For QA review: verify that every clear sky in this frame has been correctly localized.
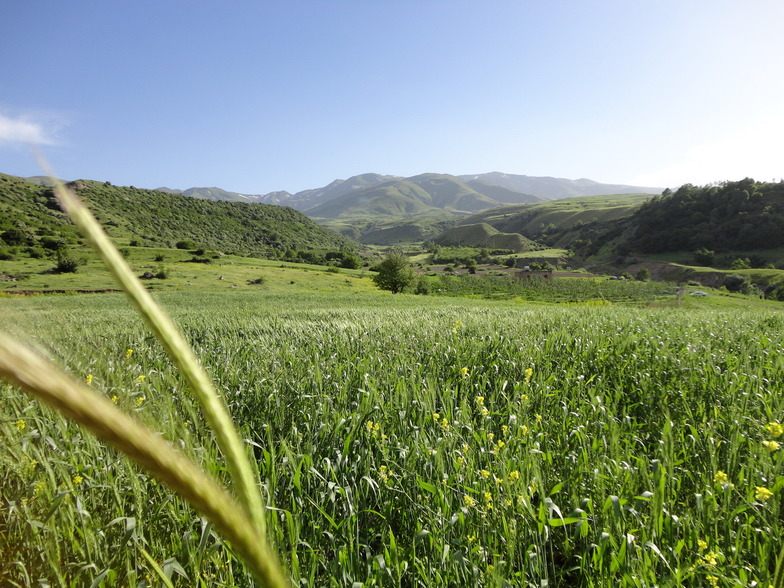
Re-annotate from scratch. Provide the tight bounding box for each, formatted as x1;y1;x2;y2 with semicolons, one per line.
2;0;783;195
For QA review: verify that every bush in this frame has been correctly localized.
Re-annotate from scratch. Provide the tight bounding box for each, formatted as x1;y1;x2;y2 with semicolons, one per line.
154;255;165;262
636;267;651;282
724;274;753;294
53;254;79;273
247;277;265;285
730;257;751;270
693;248;715;265
175;240;196;250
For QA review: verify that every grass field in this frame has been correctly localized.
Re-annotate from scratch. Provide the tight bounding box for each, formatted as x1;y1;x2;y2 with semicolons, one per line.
1;289;783;587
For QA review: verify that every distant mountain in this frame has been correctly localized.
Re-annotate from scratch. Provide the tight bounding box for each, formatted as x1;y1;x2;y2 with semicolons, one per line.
434;223;536;252
164;171;660;221
459;172;662;200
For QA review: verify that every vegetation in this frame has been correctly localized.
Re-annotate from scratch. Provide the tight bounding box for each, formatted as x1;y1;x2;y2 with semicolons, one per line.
372;250;417;293
0;174;356;259
2;291;783;586
628;179;784;253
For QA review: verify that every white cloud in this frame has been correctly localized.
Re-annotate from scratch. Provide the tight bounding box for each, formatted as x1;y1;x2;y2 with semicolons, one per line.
0;113;59;146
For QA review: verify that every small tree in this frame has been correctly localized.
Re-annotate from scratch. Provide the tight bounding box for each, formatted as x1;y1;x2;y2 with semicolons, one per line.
372;251;416;293
636;267;651;281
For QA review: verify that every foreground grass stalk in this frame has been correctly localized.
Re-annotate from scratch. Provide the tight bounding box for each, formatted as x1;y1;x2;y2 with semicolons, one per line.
0;335;288;588
46;172;267;537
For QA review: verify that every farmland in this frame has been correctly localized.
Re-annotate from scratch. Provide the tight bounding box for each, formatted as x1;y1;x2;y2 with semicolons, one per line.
2;290;782;586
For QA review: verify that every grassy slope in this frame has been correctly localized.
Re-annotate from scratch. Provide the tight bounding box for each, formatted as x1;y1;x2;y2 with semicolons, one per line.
0;173;356;256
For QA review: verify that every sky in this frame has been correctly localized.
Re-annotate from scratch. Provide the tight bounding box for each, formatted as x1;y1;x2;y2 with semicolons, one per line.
2;0;783;195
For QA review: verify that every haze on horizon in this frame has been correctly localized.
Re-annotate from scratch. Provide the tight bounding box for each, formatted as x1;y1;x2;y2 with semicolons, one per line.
1;1;782;195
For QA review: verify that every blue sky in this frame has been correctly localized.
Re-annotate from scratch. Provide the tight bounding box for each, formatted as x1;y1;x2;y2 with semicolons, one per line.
2;0;783;194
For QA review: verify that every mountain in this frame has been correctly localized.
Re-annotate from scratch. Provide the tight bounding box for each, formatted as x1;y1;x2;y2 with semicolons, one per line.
306;173;549;220
433;223;536;252
159;171;660;221
459;172;663;200
1;174;356;257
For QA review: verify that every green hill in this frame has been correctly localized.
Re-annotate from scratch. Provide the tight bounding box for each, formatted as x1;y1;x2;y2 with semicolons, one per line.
434;223;536;252
0;174;356;257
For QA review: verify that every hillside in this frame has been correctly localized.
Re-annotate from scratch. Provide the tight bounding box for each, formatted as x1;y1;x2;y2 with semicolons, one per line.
433;223;536;252
0;174;356;258
463;193;652;239
626;179;784;253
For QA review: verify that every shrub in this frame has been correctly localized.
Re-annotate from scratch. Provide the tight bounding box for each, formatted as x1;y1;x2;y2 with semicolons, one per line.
53;254;79;273
372;251;416;293
154;255;165;262
636;267;651;281
176;240;196;250
247;277;266;285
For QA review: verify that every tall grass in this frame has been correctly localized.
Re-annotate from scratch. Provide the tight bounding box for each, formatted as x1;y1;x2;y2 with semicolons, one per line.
2;291;783;586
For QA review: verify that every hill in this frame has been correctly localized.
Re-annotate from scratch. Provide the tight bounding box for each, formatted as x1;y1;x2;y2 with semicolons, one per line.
462;193;652;240
433;223;536;252
0;174;356;258
625;179;784;253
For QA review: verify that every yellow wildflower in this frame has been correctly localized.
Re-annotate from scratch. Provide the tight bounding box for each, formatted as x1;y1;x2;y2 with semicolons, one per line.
85;374;93;385
521;425;529;436
432;412;440;421
487;433;494;442
755;486;774;502
480;469;491;479
72;475;84;485
508;470;520;482
706;575;719;588
713;471;730;485
461;367;469;377
134;396;145;407
487;564;495;573
524;368;533;383
480;407;489;417
501;425;509;436
520;393;529;402
462;443;469;453
463;495;476;508
456;456;464;466
701;551;719;566
125;348;133;359
467;534;476;542
765;422;783;437
451;320;463;334
762;440;780;452
15;419;25;431
111;395;119;404
136;375;146;383
440;416;450;431
475;396;484;406
33;481;45;495
483;491;492;505
535;413;543;423
697;539;708;552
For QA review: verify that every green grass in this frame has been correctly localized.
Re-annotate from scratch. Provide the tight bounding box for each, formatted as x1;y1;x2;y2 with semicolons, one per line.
2;290;783;586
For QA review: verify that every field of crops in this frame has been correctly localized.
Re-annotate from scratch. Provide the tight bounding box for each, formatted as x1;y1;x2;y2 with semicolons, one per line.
1;291;783;587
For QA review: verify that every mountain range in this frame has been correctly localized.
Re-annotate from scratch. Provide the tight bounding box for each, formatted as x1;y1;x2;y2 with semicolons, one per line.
154;172;662;220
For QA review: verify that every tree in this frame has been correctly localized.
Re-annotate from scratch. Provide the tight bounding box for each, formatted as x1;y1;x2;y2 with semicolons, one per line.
635;267;651;281
372;251;416;293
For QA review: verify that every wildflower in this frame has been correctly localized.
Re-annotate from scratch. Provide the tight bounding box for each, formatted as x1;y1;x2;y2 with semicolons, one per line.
136;375;146;383
463;495;476;508
451;320;463;334
432;412;440;421
504;499;513;506
378;465;390;484
705;575;719;588
762;440;780;452
487;433;494;442
483;491;492;504
535;413;543;423
713;471;730;486
480;407;489;417
33;481;45;495
480;469;491;479
501;425;509;436
701;551;719;566
461;367;469;377
521;425;529;436
467;534;476;542
755;486;774;503
508;470;520;483
697;539;708;552
85;374;93;385
487;564;495;573
72;475;84;485
134;396;146;407
440;416;450;431
26;459;38;470
475;396;484;406
15;419;25;431
125;348;133;360
111;395;119;404
765;422;783;438
520;393;529;402
456;456;464;466
524;368;533;383
462;443;469;453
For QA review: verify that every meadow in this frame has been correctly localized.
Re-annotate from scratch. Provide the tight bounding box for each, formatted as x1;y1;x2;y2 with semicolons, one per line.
1;289;783;587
